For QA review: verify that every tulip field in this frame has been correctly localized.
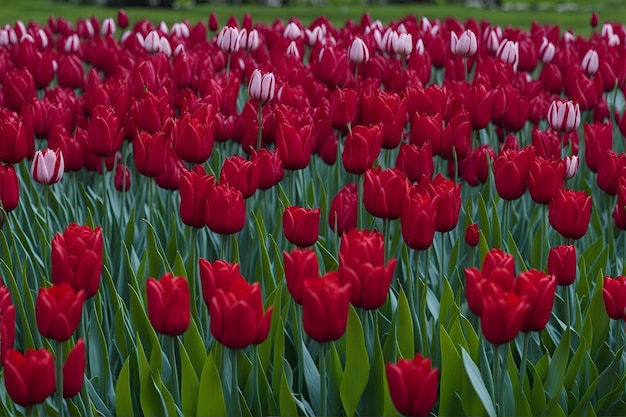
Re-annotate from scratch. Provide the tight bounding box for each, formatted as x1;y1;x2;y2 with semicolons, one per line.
2;5;626;417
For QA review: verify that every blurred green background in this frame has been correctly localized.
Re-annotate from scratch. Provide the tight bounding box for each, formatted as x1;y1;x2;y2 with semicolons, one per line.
2;0;625;35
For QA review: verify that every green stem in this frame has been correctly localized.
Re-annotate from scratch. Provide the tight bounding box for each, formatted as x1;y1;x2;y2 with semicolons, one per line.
292;299;304;394
169;337;180;407
383;218;390;263
56;340;64;417
357;174;364;230
319;342;328;417
256;101;263;152
230;349;241;417
439;232;445;294
493;344;501;417
518;332;530;391
44;185;50;275
101;157;107;234
252;345;263;416
565;284;572;330
542;205;548;270
354;63;359;89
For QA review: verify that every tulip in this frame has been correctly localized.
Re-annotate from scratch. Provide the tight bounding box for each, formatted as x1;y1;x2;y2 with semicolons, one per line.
252;149;284;191
590;11;599;28
0;280;15;365
132;131;167;178
328;183;358;235
57;55;85;90
63;338;85;398
386;354;438;417
283;22;302;40
563;155;579;179
174;108;216;164
31;149;64;186
539;37;555;64
0;110;34;165
480;283;528;345
248;69;276;104
427;174;462;232
450;29;477;57
549;189;592;240
282;206;320;247
363;167;409;221
36;283;85;342
217;26;241;54
395;142;434;183
342;124;383;175
208;13;219;32
87;105;123;158
283;249;319;305
597;151;626;196
329;88;358;133
302;272;351;342
482;248;516;283
409;112;444;155
515;270;557;332
51;223;103;299
528;156;564;205
581;49;599;77
337;229;396;310
205;183;246;235
220;155;259;199
146;273;190;336
583;122;612;173
199;259;249;308
210;283;273;349
3;68;35;113
603;276;626;320
114;164;130;192
348;36;370;64
401;186;438;251
493;147;531;201
547;99;580;133
276;120;313;171
0;163;19;213
548;245;577;286
4;348;56;408
465;223;480;247
117;9;129;29
179;170;214;229
496;39;519;71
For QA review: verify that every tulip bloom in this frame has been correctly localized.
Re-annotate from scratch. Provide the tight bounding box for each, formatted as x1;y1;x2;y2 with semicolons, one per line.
282;206;320;248
401;187;438;251
210;283;273;349
395;142;434;183
283;249;319;305
0;109;34;165
132;131;167;178
0;163;19;212
386;354;439;417
220;155;259;199
583;122;613;173
199;259;249;308
348;36;370;64
528;156;564;205
252;149;284;191
328;183;358;235
342;124;383;175
276;121;314;171
51;223;103;299
205;183;246;235
514;270;557;332
0;280;16;365
114;164;130;192
363;168;408;221
63;338;85;398
4;348;56;408
337;229;396;310
87;105;123;158
248;69;276;104
547;99;581;133
450;29;477;57
581;49;599;77
31;148;64;185
548;189;592;240
216;26;241;54
548;245;577;286
146;273;190;336
493;147;531;201
427;174;462;233
302;272;351;343
465;223;480;247
36;283;85;342
480;283;528;345
603;276;626;320
174;108;215;165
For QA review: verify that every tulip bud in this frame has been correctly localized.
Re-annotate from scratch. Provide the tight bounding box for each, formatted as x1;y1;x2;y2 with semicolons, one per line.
563;155;579;179
286;41;300;59
36;283;85;342
590;11;599;28
395;33;413;56
0;163;19;213
581;49;599;76
248;69;276;103
603;276;626;320
547;99;580;133
539;37;555;64
283;22;302;40
450;29;477;57
117;9;129;29
386;354;439;417
31;148;64;185
548;245;577;286
217;26;241;53
465;223;480;247
496;39;519;71
146;273;191;336
114;164;130;192
63;339;85;398
348;36;369;64
144;30;161;54
4;348;56;408
101;17;115;36
283;206;320;247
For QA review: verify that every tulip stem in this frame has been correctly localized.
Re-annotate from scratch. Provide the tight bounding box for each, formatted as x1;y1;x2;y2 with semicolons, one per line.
44;185;51;274
25;406;31;417
291;299;304;394
256;101;263;152
357;174;364;230
56;340;64;417
169;336;181;408
493;344;502;417
230;349;241;417
319;342;328;417
518;331;530;391
252;344;263;415
565;284;572;330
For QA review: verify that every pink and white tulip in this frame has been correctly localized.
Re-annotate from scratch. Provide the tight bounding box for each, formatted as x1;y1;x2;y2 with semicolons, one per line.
31;149;65;185
248;69;276;104
451;29;477;57
547;99;581;133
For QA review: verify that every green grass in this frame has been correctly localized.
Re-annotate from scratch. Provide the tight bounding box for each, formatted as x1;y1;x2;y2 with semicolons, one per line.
2;0;626;35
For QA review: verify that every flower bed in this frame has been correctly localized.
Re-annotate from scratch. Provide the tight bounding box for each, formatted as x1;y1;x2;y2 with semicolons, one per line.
0;9;625;417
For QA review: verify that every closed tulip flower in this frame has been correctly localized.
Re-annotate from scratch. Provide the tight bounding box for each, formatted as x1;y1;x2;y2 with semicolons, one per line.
114;164;130;192
581;49;599;77
465;223;480;247
451;29;477;57
252;149;284;190
386;354;438;417
363;167;409;220
548;245;577;286
179;170;214;229
0;109;34;165
146;273;190;336
427;174;462;232
493;147;531;201
36;283;85;342
210;283;273;349
248;69;276;104
276;120;314;171
217;26;241;54
0;280;16;365
0;163;19;212
4;348;56;408
132;130;167;178
342;124;383;175
528;156;565;205
199;259;249;308
395;142;434;183
205;183;246;235
282;206;320;247
549;189;592;240
283;249;319;305
348;36;370;64
603;276;626;320
302;272;351;342
547;99;581;133
480;283;528;345
51;223;103;299
515;270;557;332
584;122;613;173
87;105;123;158
401;186;438;251
63;338;85;398
174;108;215;164
31;148;64;185
220;155;259;199
328;183;358;235
337;229;397;310
482;248;516;283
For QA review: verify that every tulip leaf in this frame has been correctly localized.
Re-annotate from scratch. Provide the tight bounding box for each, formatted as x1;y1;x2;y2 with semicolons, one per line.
137;337;168;417
565;337;588;393
279;370;299;417
440;326;465;417
272;316;286;395
143;219;170;277
302;339;321;414
506;231;528;272
460;346;497;417
491;200;502;249
340;306;370;417
477;193;490;248
179;339;200;417
545;329;570;398
115;357;134;417
88;306;113;395
395;287;414;359
124;209;136;249
196;354;227;417
584;272;610;356
362;328;386;417
183;318;207;378
1;261;35;349
570;375;600;417
540;392;567;417
251;210;275;291
328;342;344;416
129;285;158;356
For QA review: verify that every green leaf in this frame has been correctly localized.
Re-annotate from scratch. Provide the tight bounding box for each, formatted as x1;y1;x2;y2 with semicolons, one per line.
279;370;298;417
506;231;528;272
196;354;227;417
460;346;497;417
340;306;370;417
361;329;385;416
395;287;414;359
439;326;464;417
328;342;344;416
184;318;207;379
179;340;200;417
115;357;134;417
271;316;286;397
545;329;570;398
137;337;168;417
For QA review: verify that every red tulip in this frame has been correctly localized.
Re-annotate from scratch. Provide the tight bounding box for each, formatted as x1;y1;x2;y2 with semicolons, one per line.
493;147;531;201
117;9;129;29
114;164;131;192
401;186;438;250
548;189;592;240
132;131;167;178
174;108;215;164
395;142;434;183
548;245;577;286
57;55;85;89
386;354;438;417
603;276;626;320
63;338;85;398
597;150;626;196
87;105;123;158
0;280;15;366
282;206;320;247
210;283;273;349
359;91;408;149
276;120;314;171
528;156;564;205
4;348;56;407
465;223;480;247
178;170;214;229
205;183;246;235
583;122;612;173
328;183;358;235
409;112;444;155
252;149;284;190
426;174;462;233
363;167;409;220
480;283;528;345
302;272;351;342
199;259;249;308
220;155;259;199
146;273;190;336
0;109;34;164
329;88;357;132
337;229;396;310
3;68;35;113
0;163;19;213
482;248;516;283
514;269;557;332
36;283;85;342
283;249;319;305
51;223;103;299
342;124;383;175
